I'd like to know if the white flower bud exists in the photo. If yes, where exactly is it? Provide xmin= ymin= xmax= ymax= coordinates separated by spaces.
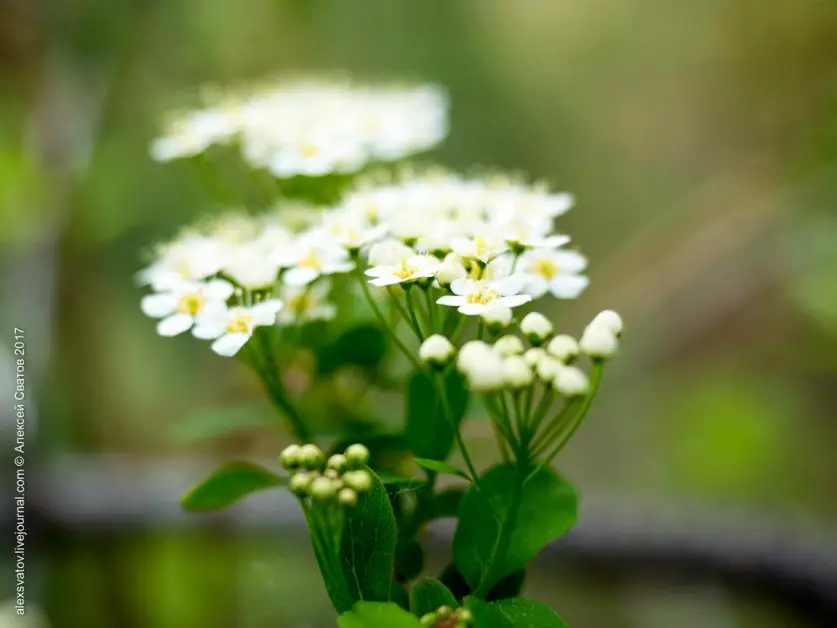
xmin=480 ymin=305 xmax=513 ymax=332
xmin=309 ymin=476 xmax=339 ymax=500
xmin=502 ymin=356 xmax=534 ymax=389
xmin=436 ymin=255 xmax=467 ymax=287
xmin=345 ymin=443 xmax=370 ymax=467
xmin=554 ymin=365 xmax=590 ymax=397
xmin=523 ymin=347 xmax=547 ymax=367
xmin=520 ymin=312 xmax=553 ymax=345
xmin=299 ymin=444 xmax=325 ymax=470
xmin=580 ymin=322 xmax=619 ymax=358
xmin=456 ymin=340 xmax=492 ymax=372
xmin=342 ymin=470 xmax=373 ymax=492
xmin=493 ymin=335 xmax=524 ymax=357
xmin=536 ymin=356 xmax=562 ymax=382
xmin=327 ymin=454 xmax=347 ymax=472
xmin=419 ymin=334 xmax=455 ymax=367
xmin=338 ymin=488 xmax=358 ymax=506
xmin=368 ymin=239 xmax=413 ymax=266
xmin=591 ymin=309 xmax=623 ymax=335
xmin=462 ymin=352 xmax=505 ymax=393
xmin=279 ymin=444 xmax=302 ymax=470
xmin=289 ymin=471 xmax=314 ymax=496
xmin=547 ymin=334 xmax=579 ymax=363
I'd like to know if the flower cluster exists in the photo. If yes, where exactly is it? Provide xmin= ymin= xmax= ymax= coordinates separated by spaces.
xmin=138 ymin=170 xmax=588 ymax=356
xmin=420 ymin=605 xmax=472 ymax=628
xmin=151 ymin=79 xmax=448 ymax=178
xmin=281 ymin=443 xmax=372 ymax=507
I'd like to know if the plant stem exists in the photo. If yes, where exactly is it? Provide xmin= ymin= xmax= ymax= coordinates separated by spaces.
xmin=385 ymin=286 xmax=423 ymax=340
xmin=424 ymin=287 xmax=437 ymax=332
xmin=435 ymin=371 xmax=482 ymax=490
xmin=404 ymin=288 xmax=426 ymax=341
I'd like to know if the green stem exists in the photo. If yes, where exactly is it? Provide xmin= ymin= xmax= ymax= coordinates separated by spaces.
xmin=386 ymin=286 xmax=423 ymax=340
xmin=424 ymin=287 xmax=438 ymax=332
xmin=404 ymin=288 xmax=426 ymax=341
xmin=435 ymin=371 xmax=482 ymax=490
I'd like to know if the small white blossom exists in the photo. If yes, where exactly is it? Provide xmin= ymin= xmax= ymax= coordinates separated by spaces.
xmin=480 ymin=305 xmax=513 ymax=330
xmin=437 ymin=277 xmax=531 ymax=316
xmin=460 ymin=350 xmax=505 ymax=393
xmin=520 ymin=312 xmax=553 ymax=343
xmin=276 ymin=282 xmax=336 ymax=324
xmin=367 ymin=239 xmax=414 ymax=267
xmin=450 ymin=231 xmax=509 ymax=264
xmin=435 ymin=254 xmax=467 ymax=287
xmin=137 ymin=235 xmax=230 ymax=290
xmin=272 ymin=238 xmax=355 ymax=286
xmin=591 ymin=309 xmax=624 ymax=336
xmin=493 ymin=335 xmax=524 ymax=357
xmin=554 ymin=365 xmax=590 ymax=397
xmin=547 ymin=334 xmax=580 ymax=363
xmin=502 ymin=356 xmax=534 ymax=390
xmin=192 ymin=299 xmax=284 ymax=356
xmin=365 ymin=254 xmax=440 ymax=287
xmin=141 ymin=279 xmax=234 ymax=337
xmin=419 ymin=334 xmax=455 ymax=367
xmin=519 ymin=249 xmax=589 ymax=300
xmin=580 ymin=322 xmax=619 ymax=358
xmin=223 ymin=245 xmax=280 ymax=290
xmin=456 ymin=340 xmax=493 ymax=373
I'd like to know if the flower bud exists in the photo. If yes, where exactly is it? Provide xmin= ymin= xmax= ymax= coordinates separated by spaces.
xmin=493 ymin=335 xmax=524 ymax=357
xmin=345 ymin=443 xmax=370 ymax=467
xmin=580 ymin=323 xmax=618 ymax=358
xmin=436 ymin=606 xmax=453 ymax=619
xmin=436 ymin=255 xmax=467 ymax=287
xmin=547 ymin=334 xmax=579 ymax=363
xmin=327 ymin=454 xmax=347 ymax=472
xmin=419 ymin=334 xmax=455 ymax=368
xmin=554 ymin=365 xmax=590 ymax=397
xmin=536 ymin=356 xmax=562 ymax=383
xmin=324 ymin=468 xmax=340 ymax=480
xmin=309 ymin=476 xmax=338 ymax=500
xmin=523 ymin=347 xmax=546 ymax=367
xmin=520 ymin=312 xmax=553 ymax=345
xmin=461 ymin=352 xmax=505 ymax=393
xmin=456 ymin=340 xmax=492 ymax=372
xmin=502 ymin=356 xmax=534 ymax=390
xmin=420 ymin=613 xmax=437 ymax=627
xmin=299 ymin=444 xmax=325 ymax=470
xmin=289 ymin=471 xmax=313 ymax=496
xmin=338 ymin=487 xmax=358 ymax=507
xmin=342 ymin=470 xmax=373 ymax=492
xmin=279 ymin=444 xmax=302 ymax=470
xmin=457 ymin=608 xmax=473 ymax=624
xmin=591 ymin=309 xmax=623 ymax=335
xmin=480 ymin=305 xmax=512 ymax=334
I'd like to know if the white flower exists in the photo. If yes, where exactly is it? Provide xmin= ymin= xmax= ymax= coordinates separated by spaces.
xmin=437 ymin=277 xmax=531 ymax=316
xmin=480 ymin=305 xmax=513 ymax=330
xmin=519 ymin=249 xmax=589 ymax=300
xmin=501 ymin=356 xmax=533 ymax=390
xmin=580 ymin=321 xmax=619 ymax=359
xmin=193 ymin=299 xmax=284 ymax=356
xmin=419 ymin=334 xmax=454 ymax=367
xmin=554 ymin=365 xmax=590 ymax=397
xmin=320 ymin=213 xmax=388 ymax=251
xmin=459 ymin=350 xmax=505 ymax=393
xmin=150 ymin=108 xmax=239 ymax=162
xmin=365 ymin=255 xmax=440 ymax=287
xmin=137 ymin=235 xmax=230 ymax=290
xmin=435 ymin=254 xmax=467 ymax=287
xmin=450 ymin=231 xmax=508 ymax=264
xmin=272 ymin=238 xmax=355 ymax=286
xmin=223 ymin=245 xmax=280 ymax=289
xmin=520 ymin=312 xmax=553 ymax=343
xmin=591 ymin=309 xmax=623 ymax=336
xmin=547 ymin=334 xmax=579 ymax=363
xmin=276 ymin=282 xmax=336 ymax=324
xmin=141 ymin=279 xmax=234 ymax=337
xmin=367 ymin=239 xmax=414 ymax=267
xmin=493 ymin=335 xmax=524 ymax=357
xmin=456 ymin=340 xmax=493 ymax=372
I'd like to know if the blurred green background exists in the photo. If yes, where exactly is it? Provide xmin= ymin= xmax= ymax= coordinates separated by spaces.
xmin=2 ymin=0 xmax=837 ymax=626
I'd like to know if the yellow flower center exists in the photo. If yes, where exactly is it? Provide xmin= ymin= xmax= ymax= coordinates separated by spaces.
xmin=177 ymin=293 xmax=205 ymax=315
xmin=288 ymin=293 xmax=313 ymax=314
xmin=298 ymin=252 xmax=321 ymax=269
xmin=395 ymin=261 xmax=418 ymax=280
xmin=532 ymin=258 xmax=559 ymax=279
xmin=226 ymin=313 xmax=253 ymax=334
xmin=300 ymin=141 xmax=319 ymax=157
xmin=466 ymin=287 xmax=499 ymax=305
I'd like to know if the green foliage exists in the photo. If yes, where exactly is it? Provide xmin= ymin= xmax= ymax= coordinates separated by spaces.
xmin=169 ymin=403 xmax=276 ymax=444
xmin=395 ymin=539 xmax=425 ymax=582
xmin=181 ymin=462 xmax=285 ymax=512
xmin=465 ymin=597 xmax=568 ymax=627
xmin=338 ymin=602 xmax=423 ymax=628
xmin=409 ymin=579 xmax=456 ymax=617
xmin=318 ymin=324 xmax=388 ymax=376
xmin=405 ymin=370 xmax=468 ymax=461
xmin=453 ymin=464 xmax=577 ymax=591
xmin=413 ymin=458 xmax=470 ymax=480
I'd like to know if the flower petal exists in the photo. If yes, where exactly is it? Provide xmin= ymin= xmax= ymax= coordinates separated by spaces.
xmin=449 ymin=278 xmax=474 ymax=296
xmin=499 ymin=294 xmax=532 ymax=308
xmin=211 ymin=333 xmax=252 ymax=357
xmin=157 ymin=313 xmax=194 ymax=336
xmin=141 ymin=293 xmax=177 ymax=318
xmin=251 ymin=299 xmax=283 ymax=325
xmin=549 ymin=275 xmax=589 ymax=299
xmin=457 ymin=303 xmax=486 ymax=316
xmin=436 ymin=295 xmax=465 ymax=306
xmin=203 ymin=279 xmax=235 ymax=300
xmin=283 ymin=267 xmax=319 ymax=286
xmin=192 ymin=319 xmax=227 ymax=339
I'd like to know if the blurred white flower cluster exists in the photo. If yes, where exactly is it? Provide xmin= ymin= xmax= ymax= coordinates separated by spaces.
xmin=150 ymin=79 xmax=448 ymax=178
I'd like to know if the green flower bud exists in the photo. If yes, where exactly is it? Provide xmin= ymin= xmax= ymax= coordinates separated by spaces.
xmin=324 ymin=468 xmax=340 ymax=480
xmin=279 ymin=444 xmax=301 ymax=470
xmin=456 ymin=608 xmax=473 ymax=624
xmin=327 ymin=454 xmax=347 ymax=472
xmin=420 ymin=613 xmax=437 ymax=627
xmin=289 ymin=471 xmax=313 ymax=497
xmin=299 ymin=444 xmax=325 ymax=470
xmin=436 ymin=605 xmax=453 ymax=619
xmin=344 ymin=444 xmax=370 ymax=468
xmin=338 ymin=488 xmax=358 ymax=507
xmin=342 ymin=470 xmax=372 ymax=492
xmin=309 ymin=476 xmax=338 ymax=501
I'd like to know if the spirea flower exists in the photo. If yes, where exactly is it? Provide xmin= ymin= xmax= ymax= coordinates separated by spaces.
xmin=501 ymin=356 xmax=534 ymax=390
xmin=519 ymin=249 xmax=589 ymax=300
xmin=437 ymin=277 xmax=531 ymax=315
xmin=591 ymin=309 xmax=624 ymax=336
xmin=580 ymin=320 xmax=619 ymax=359
xmin=554 ymin=365 xmax=590 ymax=397
xmin=365 ymin=254 xmax=440 ymax=286
xmin=419 ymin=334 xmax=455 ymax=367
xmin=547 ymin=334 xmax=580 ymax=363
xmin=192 ymin=299 xmax=284 ymax=356
xmin=151 ymin=80 xmax=449 ymax=178
xmin=520 ymin=312 xmax=553 ymax=344
xmin=141 ymin=279 xmax=234 ymax=336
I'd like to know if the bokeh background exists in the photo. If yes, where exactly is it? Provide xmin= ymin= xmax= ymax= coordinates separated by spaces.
xmin=2 ymin=1 xmax=837 ymax=626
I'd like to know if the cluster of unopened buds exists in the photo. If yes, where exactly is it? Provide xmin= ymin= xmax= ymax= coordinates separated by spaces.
xmin=419 ymin=605 xmax=472 ymax=628
xmin=281 ymin=443 xmax=372 ymax=507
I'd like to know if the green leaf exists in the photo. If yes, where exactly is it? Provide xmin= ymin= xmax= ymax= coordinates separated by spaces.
xmin=313 ymin=469 xmax=398 ymax=614
xmin=375 ymin=470 xmax=426 ymax=488
xmin=453 ymin=464 xmax=577 ymax=591
xmin=405 ymin=370 xmax=468 ymax=461
xmin=338 ymin=602 xmax=422 ymax=628
xmin=170 ymin=403 xmax=275 ymax=444
xmin=409 ymin=579 xmax=456 ymax=617
xmin=413 ymin=458 xmax=470 ymax=480
xmin=395 ymin=539 xmax=425 ymax=581
xmin=464 ymin=598 xmax=513 ymax=628
xmin=318 ymin=324 xmax=387 ymax=376
xmin=489 ymin=598 xmax=568 ymax=627
xmin=181 ymin=462 xmax=284 ymax=512
xmin=432 ymin=489 xmax=465 ymax=519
